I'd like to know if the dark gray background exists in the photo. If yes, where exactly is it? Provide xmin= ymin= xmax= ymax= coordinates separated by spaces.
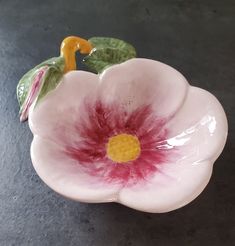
xmin=0 ymin=0 xmax=234 ymax=245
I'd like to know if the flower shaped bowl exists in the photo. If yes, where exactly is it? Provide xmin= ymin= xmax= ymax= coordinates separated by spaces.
xmin=28 ymin=58 xmax=227 ymax=213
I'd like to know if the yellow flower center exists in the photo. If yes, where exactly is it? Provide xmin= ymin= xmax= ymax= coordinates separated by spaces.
xmin=107 ymin=134 xmax=141 ymax=163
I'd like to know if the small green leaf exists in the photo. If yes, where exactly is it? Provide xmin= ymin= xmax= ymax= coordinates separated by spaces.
xmin=83 ymin=37 xmax=136 ymax=73
xmin=16 ymin=56 xmax=65 ymax=121
xmin=17 ymin=57 xmax=64 ymax=108
xmin=36 ymin=60 xmax=64 ymax=104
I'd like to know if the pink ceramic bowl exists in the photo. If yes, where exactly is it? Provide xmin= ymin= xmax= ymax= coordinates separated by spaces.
xmin=29 ymin=58 xmax=228 ymax=213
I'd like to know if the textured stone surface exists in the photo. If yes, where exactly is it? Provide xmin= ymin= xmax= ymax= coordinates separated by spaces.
xmin=0 ymin=0 xmax=234 ymax=245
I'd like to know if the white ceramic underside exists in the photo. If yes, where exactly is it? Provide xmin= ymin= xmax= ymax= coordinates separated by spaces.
xmin=29 ymin=58 xmax=228 ymax=213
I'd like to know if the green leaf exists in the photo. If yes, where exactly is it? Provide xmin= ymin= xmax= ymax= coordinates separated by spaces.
xmin=35 ymin=60 xmax=64 ymax=104
xmin=83 ymin=37 xmax=136 ymax=73
xmin=17 ymin=57 xmax=64 ymax=108
xmin=16 ymin=56 xmax=65 ymax=121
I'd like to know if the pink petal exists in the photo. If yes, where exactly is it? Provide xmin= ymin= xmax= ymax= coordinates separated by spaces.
xmin=99 ymin=58 xmax=188 ymax=117
xmin=29 ymin=71 xmax=99 ymax=143
xmin=31 ymin=136 xmax=121 ymax=202
xmin=118 ymin=86 xmax=227 ymax=213
xmin=118 ymin=159 xmax=213 ymax=213
xmin=164 ymin=86 xmax=228 ymax=162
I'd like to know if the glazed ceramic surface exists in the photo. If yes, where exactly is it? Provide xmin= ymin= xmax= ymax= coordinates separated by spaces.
xmin=28 ymin=58 xmax=228 ymax=213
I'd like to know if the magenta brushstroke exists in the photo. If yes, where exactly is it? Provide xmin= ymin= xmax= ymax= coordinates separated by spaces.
xmin=63 ymin=99 xmax=174 ymax=186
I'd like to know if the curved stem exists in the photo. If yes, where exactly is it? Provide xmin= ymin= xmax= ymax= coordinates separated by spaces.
xmin=60 ymin=36 xmax=93 ymax=73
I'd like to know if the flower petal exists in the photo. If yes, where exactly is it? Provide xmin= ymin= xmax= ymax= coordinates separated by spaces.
xmin=28 ymin=71 xmax=99 ymax=141
xmin=118 ymin=86 xmax=227 ymax=213
xmin=99 ymin=58 xmax=189 ymax=117
xmin=164 ymin=86 xmax=228 ymax=162
xmin=118 ymin=160 xmax=213 ymax=213
xmin=31 ymin=136 xmax=121 ymax=202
